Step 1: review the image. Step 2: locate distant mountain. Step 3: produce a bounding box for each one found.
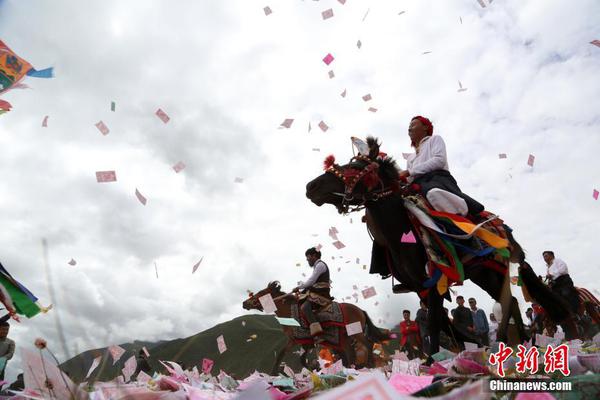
[60,315,306,383]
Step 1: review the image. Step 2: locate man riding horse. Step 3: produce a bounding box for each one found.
[543,251,580,314]
[393,115,486,294]
[293,247,333,338]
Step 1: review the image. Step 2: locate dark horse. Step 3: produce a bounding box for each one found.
[305,137,579,358]
[242,281,389,372]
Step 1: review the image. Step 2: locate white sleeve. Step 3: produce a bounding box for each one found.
[298,261,327,289]
[408,136,448,176]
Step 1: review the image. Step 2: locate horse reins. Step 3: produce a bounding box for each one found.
[325,154,395,214]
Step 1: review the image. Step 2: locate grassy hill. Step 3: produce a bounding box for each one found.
[60,315,307,383]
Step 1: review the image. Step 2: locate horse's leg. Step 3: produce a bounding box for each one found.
[272,339,294,375]
[426,287,444,361]
[300,344,311,370]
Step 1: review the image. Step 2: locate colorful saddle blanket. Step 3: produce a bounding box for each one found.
[402,195,512,295]
[290,302,346,347]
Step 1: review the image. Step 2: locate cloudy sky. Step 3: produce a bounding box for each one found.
[0,0,599,381]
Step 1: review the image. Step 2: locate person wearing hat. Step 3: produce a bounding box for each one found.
[543,251,580,314]
[399,116,484,216]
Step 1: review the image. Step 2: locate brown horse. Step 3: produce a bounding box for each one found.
[305,137,579,360]
[242,281,389,373]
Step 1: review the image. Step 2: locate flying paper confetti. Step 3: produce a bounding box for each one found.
[498,153,507,159]
[322,53,334,65]
[422,51,432,55]
[460,17,463,24]
[258,293,277,314]
[312,148,320,152]
[142,347,150,357]
[332,240,345,249]
[593,189,599,200]
[329,227,339,240]
[458,81,467,92]
[340,89,347,97]
[362,8,370,22]
[318,121,329,132]
[67,259,76,266]
[322,9,334,20]
[202,358,214,374]
[96,171,117,183]
[135,188,147,205]
[95,121,109,136]
[217,335,227,354]
[362,94,372,102]
[328,70,335,79]
[316,244,322,251]
[122,356,137,382]
[263,6,272,16]
[173,161,186,173]
[308,122,312,133]
[591,40,600,48]
[368,107,378,113]
[527,154,535,167]
[399,11,406,15]
[42,116,48,127]
[85,356,102,379]
[345,321,362,336]
[357,40,362,49]
[338,0,346,4]
[192,257,203,274]
[280,118,294,128]
[156,108,170,123]
[111,101,116,112]
[362,286,376,299]
[108,345,126,365]
[234,177,244,183]
[401,231,417,243]
[476,0,487,8]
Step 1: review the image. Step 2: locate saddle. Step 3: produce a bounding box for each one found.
[402,194,512,295]
[290,301,346,347]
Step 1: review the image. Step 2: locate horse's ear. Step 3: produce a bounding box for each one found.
[366,137,380,160]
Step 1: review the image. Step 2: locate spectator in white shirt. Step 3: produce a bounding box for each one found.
[398,116,484,216]
[543,251,580,314]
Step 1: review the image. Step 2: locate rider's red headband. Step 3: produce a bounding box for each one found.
[411,116,433,135]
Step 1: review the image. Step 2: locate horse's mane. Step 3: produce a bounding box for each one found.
[366,136,401,187]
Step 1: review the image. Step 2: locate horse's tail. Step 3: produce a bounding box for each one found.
[519,262,571,323]
[577,287,600,308]
[363,311,390,342]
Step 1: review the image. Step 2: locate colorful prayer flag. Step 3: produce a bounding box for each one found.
[0,262,45,318]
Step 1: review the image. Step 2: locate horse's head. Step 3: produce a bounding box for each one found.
[242,281,283,311]
[305,137,401,214]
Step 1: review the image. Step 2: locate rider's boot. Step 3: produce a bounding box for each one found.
[302,300,324,337]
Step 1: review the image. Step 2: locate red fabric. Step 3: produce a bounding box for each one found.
[411,116,433,135]
[323,155,335,170]
[399,320,421,346]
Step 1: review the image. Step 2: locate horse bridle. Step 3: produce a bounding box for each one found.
[325,154,395,214]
